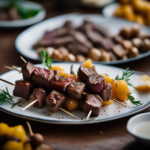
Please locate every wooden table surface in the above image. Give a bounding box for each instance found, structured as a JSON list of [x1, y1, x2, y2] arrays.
[[0, 1, 150, 150]]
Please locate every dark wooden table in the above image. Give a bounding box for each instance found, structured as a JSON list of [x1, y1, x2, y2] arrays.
[[0, 1, 150, 150]]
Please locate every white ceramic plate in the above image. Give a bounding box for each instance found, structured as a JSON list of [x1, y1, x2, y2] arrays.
[[15, 13, 150, 65], [0, 1, 46, 28], [0, 63, 150, 125]]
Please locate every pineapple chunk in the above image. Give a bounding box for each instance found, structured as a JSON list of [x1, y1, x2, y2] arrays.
[[82, 59, 93, 68], [51, 65, 64, 71], [102, 99, 114, 106]]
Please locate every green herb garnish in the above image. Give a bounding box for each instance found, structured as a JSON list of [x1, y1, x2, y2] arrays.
[[128, 93, 143, 106], [41, 50, 52, 69], [70, 71, 75, 75], [105, 73, 108, 76], [115, 68, 134, 87], [0, 88, 19, 108]]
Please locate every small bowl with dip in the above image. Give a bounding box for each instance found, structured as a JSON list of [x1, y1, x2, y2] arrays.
[[127, 113, 150, 147]]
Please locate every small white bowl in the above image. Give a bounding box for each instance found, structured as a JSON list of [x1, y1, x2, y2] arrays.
[[127, 113, 150, 147]]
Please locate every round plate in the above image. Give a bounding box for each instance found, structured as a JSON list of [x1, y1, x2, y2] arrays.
[[15, 13, 150, 64], [0, 63, 150, 124], [0, 1, 46, 28]]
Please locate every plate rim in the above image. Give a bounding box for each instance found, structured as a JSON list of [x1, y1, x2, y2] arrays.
[[0, 62, 150, 125], [15, 13, 150, 64], [0, 1, 46, 28]]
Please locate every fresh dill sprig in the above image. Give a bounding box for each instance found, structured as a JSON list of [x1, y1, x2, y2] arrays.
[[115, 68, 134, 87], [128, 93, 143, 106], [0, 88, 19, 108], [41, 50, 52, 69]]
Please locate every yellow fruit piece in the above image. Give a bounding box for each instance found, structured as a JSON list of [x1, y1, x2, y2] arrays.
[[140, 75, 150, 81], [7, 127, 15, 137], [113, 80, 130, 102], [1, 141, 24, 150], [0, 123, 9, 137], [13, 125, 26, 143], [82, 59, 93, 68], [51, 65, 64, 71], [135, 85, 150, 90], [101, 74, 114, 84], [102, 99, 114, 106], [59, 72, 77, 80], [65, 97, 78, 111], [24, 143, 33, 150]]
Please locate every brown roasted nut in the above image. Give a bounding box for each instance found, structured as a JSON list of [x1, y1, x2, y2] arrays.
[[113, 35, 123, 44], [121, 40, 133, 50], [138, 31, 147, 39], [76, 55, 86, 62], [88, 48, 101, 61], [119, 26, 131, 39], [64, 53, 76, 62], [111, 44, 127, 58], [140, 39, 150, 52], [51, 50, 63, 60], [100, 51, 110, 62], [131, 24, 141, 37], [58, 47, 69, 58], [128, 47, 139, 58]]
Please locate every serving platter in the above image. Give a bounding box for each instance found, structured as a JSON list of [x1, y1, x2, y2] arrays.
[[15, 13, 150, 65], [0, 62, 150, 125], [0, 1, 46, 28]]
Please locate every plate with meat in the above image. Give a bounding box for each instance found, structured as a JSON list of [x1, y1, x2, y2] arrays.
[[15, 13, 150, 64], [0, 1, 46, 28], [0, 58, 150, 124]]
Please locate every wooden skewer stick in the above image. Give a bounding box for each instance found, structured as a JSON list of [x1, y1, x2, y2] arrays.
[[5, 66, 21, 73], [112, 98, 127, 107], [21, 99, 38, 111], [0, 78, 15, 86], [58, 107, 78, 119], [26, 121, 34, 136], [86, 110, 92, 121], [0, 76, 79, 119], [20, 56, 27, 63]]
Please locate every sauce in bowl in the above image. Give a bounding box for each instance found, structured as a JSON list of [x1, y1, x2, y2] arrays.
[[133, 121, 150, 138]]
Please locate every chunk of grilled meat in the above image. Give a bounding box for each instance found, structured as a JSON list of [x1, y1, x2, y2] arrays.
[[13, 80, 34, 100], [46, 90, 66, 113]]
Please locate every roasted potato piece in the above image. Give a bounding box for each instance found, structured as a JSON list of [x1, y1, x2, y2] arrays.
[[132, 38, 143, 49], [51, 50, 63, 60], [76, 55, 86, 62], [88, 48, 101, 61], [128, 47, 139, 58], [64, 53, 76, 62], [58, 47, 69, 59], [121, 40, 133, 50], [140, 39, 150, 52], [100, 51, 110, 62], [119, 26, 131, 39], [109, 52, 117, 61]]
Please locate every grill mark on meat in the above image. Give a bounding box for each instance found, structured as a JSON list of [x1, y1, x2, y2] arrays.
[[51, 75, 74, 92]]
